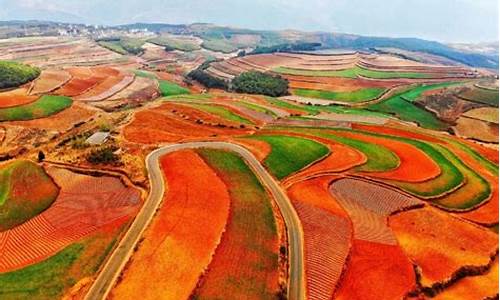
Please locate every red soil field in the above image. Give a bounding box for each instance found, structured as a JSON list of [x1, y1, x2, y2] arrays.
[[56, 77, 102, 97], [0, 88, 38, 108], [191, 148, 281, 299], [389, 207, 498, 288], [335, 130, 441, 182], [232, 137, 271, 161], [293, 200, 351, 300], [330, 178, 421, 245], [75, 73, 134, 102], [29, 69, 71, 95], [111, 150, 230, 300], [287, 176, 352, 300], [334, 239, 416, 300], [288, 175, 347, 218], [6, 102, 96, 131], [123, 103, 252, 144], [286, 75, 400, 92], [56, 67, 106, 96], [434, 258, 498, 300], [0, 166, 140, 272]]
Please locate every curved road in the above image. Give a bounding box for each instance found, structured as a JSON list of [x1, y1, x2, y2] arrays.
[[84, 142, 306, 300]]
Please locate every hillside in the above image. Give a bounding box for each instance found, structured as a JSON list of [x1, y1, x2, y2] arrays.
[[119, 23, 499, 69]]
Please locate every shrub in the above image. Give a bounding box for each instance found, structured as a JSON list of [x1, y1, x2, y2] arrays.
[[232, 71, 289, 97], [188, 68, 228, 89], [0, 61, 40, 89], [86, 146, 120, 165]]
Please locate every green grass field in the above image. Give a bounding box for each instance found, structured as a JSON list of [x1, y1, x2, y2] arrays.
[[345, 128, 465, 198], [265, 97, 319, 115], [0, 229, 120, 300], [236, 101, 277, 117], [158, 80, 190, 97], [274, 65, 434, 79], [322, 133, 399, 172], [181, 102, 254, 125], [268, 127, 400, 172], [0, 160, 59, 231], [0, 60, 40, 89], [248, 134, 329, 179], [201, 38, 239, 53], [0, 95, 72, 121], [445, 139, 498, 176], [293, 87, 386, 103], [368, 93, 448, 130], [133, 70, 157, 79], [194, 149, 279, 299], [267, 126, 465, 198], [430, 144, 491, 209], [98, 41, 128, 55], [400, 82, 463, 102], [98, 38, 146, 55], [148, 35, 201, 52]]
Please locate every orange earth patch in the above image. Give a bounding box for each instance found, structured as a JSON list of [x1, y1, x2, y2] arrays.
[[334, 130, 441, 182], [287, 176, 352, 300], [330, 178, 421, 245], [434, 258, 498, 300], [110, 150, 230, 300], [334, 239, 416, 300], [123, 103, 252, 144], [30, 69, 71, 95], [0, 88, 38, 108], [232, 137, 271, 162], [75, 73, 134, 102], [389, 207, 498, 288], [0, 166, 139, 272], [286, 75, 400, 92]]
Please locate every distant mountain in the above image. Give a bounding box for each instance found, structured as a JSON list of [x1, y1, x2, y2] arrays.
[[118, 23, 498, 69], [0, 20, 497, 69], [0, 9, 85, 25]]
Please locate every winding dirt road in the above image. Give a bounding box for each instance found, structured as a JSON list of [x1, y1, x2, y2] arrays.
[[84, 142, 305, 300]]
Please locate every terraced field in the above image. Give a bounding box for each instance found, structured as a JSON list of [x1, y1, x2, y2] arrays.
[[0, 35, 497, 300], [274, 65, 437, 79]]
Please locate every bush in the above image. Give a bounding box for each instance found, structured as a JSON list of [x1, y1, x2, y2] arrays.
[[0, 61, 40, 89], [231, 71, 289, 97], [250, 42, 321, 55], [86, 146, 120, 165], [188, 68, 228, 89]]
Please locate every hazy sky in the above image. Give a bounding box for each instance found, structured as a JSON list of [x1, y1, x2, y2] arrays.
[[0, 0, 498, 43]]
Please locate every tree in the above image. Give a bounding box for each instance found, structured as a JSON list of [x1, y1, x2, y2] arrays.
[[231, 71, 289, 97]]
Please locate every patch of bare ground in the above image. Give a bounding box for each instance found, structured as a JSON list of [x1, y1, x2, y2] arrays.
[[389, 207, 498, 291], [416, 92, 483, 123]]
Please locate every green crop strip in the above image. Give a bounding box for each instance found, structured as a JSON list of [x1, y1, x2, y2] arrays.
[[247, 135, 329, 179]]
